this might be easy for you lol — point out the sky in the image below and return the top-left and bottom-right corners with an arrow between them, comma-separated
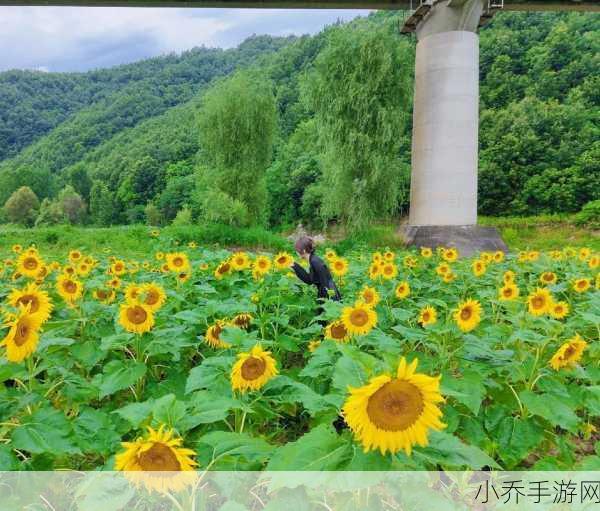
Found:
0,7 -> 370,73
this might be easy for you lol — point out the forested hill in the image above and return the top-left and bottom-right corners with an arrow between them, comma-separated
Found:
0,11 -> 598,229
0,34 -> 293,176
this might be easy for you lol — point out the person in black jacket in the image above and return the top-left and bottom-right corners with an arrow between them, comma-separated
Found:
291,237 -> 341,322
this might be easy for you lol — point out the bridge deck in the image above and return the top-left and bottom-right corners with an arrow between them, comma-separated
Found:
0,0 -> 598,11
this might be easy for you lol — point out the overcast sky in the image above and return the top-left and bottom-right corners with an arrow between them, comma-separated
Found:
0,7 -> 370,73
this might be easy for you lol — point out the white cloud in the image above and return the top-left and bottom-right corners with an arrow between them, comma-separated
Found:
0,7 -> 370,72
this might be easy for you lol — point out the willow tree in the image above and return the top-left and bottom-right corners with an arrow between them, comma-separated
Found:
301,24 -> 413,228
198,71 -> 277,225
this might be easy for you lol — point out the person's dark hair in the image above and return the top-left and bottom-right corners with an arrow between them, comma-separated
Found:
294,236 -> 315,255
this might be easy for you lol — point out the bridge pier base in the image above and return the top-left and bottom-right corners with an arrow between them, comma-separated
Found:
403,0 -> 507,256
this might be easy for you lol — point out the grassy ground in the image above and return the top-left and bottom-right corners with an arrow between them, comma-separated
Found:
0,216 -> 597,259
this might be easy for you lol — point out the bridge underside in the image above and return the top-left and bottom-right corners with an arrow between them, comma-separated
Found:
0,0 -> 598,10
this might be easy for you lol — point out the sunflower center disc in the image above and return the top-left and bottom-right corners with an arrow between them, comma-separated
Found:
503,289 -> 512,297
145,291 -> 158,305
138,442 -> 181,471
367,379 -> 424,432
350,310 -> 368,327
127,306 -> 148,325
14,322 -> 30,347
564,346 -> 575,359
532,297 -> 544,309
241,357 -> 266,381
24,258 -> 38,270
460,307 -> 472,320
422,312 -> 430,322
97,290 -> 108,300
331,323 -> 347,339
63,281 -> 77,293
18,295 -> 39,313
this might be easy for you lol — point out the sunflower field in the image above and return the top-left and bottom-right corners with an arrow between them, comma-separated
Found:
0,237 -> 599,477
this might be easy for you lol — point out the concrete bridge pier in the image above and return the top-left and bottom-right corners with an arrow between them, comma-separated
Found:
402,0 -> 509,256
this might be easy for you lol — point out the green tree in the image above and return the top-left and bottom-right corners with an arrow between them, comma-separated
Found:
144,202 -> 162,226
198,71 -> 277,225
35,198 -> 64,227
3,186 -> 40,226
58,185 -> 87,224
89,180 -> 114,226
300,25 -> 413,228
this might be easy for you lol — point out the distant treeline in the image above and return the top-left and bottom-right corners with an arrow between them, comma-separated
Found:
0,11 -> 597,229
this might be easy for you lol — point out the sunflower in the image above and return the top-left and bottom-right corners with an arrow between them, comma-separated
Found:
573,278 -> 591,293
442,248 -> 458,262
119,302 -> 155,334
115,425 -> 197,494
166,252 -> 190,272
493,251 -> 504,263
503,270 -> 516,284
231,251 -> 251,271
472,260 -> 486,277
198,262 -> 209,271
17,252 -> 44,279
140,283 -> 166,312
274,252 -> 293,270
56,275 -> 83,304
0,306 -> 43,363
230,345 -> 278,392
540,272 -> 557,285
11,244 -> 22,254
188,241 -> 197,249
176,272 -> 190,284
231,313 -> 253,330
124,283 -> 142,303
403,256 -> 418,269
8,283 -> 53,324
498,283 -> 519,301
341,301 -> 377,336
205,321 -> 230,349
395,281 -> 410,300
453,299 -> 482,332
359,286 -> 380,308
111,259 -> 127,276
442,272 -> 456,283
68,250 -> 82,263
549,300 -> 569,320
418,306 -> 437,327
155,251 -> 165,261
325,249 -> 337,262
331,257 -> 349,278
549,250 -> 563,261
380,262 -> 397,281
589,255 -> 599,269
420,247 -> 432,258
435,263 -> 450,276
324,320 -> 350,343
383,250 -> 395,262
253,255 -> 271,275
368,262 -> 381,280
564,247 -> 576,258
107,277 -> 122,289
527,251 -> 540,262
527,288 -> 552,316
214,261 -> 232,280
480,252 -> 492,264
549,334 -> 587,371
579,248 -> 591,262
342,357 -> 445,456
149,229 -> 160,238
93,288 -> 116,304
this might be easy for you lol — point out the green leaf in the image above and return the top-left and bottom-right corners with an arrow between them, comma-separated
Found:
96,360 -> 147,399
37,336 -> 75,351
0,445 -> 19,470
11,407 -> 80,455
266,424 -> 351,470
442,371 -> 485,415
74,473 -> 135,511
263,376 -> 337,415
152,394 -> 187,428
113,400 -> 154,428
414,431 -> 499,469
185,356 -> 234,394
519,390 -> 579,432
180,391 -> 241,431
73,408 -> 121,455
584,386 -> 600,416
494,417 -> 543,469
198,431 -> 274,464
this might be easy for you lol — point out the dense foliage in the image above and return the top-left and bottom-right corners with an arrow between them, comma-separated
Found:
0,11 -> 597,228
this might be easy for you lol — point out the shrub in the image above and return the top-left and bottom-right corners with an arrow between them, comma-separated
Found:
574,200 -> 600,228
